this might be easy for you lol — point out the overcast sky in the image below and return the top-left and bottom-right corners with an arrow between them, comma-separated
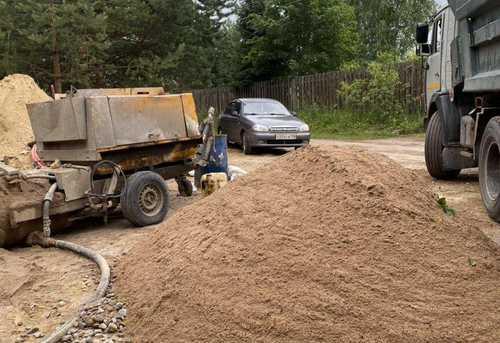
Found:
435,0 -> 448,7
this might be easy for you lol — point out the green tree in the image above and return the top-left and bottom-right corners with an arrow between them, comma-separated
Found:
0,0 -> 239,91
196,0 -> 239,87
104,0 -> 237,90
348,0 -> 436,60
0,0 -> 108,91
238,0 -> 360,84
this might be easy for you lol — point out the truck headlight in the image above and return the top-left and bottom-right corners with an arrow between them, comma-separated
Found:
252,124 -> 269,132
300,124 -> 310,132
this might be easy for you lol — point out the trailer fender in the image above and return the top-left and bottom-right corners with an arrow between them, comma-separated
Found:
428,92 -> 461,146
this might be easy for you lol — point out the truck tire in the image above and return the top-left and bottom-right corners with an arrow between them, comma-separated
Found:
479,117 -> 500,222
242,132 -> 253,155
425,113 -> 461,179
121,171 -> 169,227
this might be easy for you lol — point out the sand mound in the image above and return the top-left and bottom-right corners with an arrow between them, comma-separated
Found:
0,74 -> 51,162
116,146 -> 500,343
0,176 -> 49,247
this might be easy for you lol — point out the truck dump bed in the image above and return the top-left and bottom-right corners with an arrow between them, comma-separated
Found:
449,0 -> 500,92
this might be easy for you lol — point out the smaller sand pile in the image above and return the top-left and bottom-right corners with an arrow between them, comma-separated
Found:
0,176 -> 49,247
0,74 -> 51,164
117,146 -> 500,343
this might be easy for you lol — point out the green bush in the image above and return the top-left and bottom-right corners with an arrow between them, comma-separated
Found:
339,53 -> 405,121
294,53 -> 424,139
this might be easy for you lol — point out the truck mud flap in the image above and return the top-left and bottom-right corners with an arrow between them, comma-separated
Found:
435,93 -> 461,145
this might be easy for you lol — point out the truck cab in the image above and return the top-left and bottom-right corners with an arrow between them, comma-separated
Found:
417,6 -> 476,178
421,7 -> 455,114
417,1 -> 500,222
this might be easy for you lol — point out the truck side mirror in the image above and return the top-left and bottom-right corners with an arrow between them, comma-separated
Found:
416,23 -> 429,44
232,110 -> 239,117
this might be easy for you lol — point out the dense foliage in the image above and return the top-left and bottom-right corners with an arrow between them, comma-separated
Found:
238,0 -> 360,84
298,53 -> 424,139
0,0 -> 435,91
339,53 -> 404,119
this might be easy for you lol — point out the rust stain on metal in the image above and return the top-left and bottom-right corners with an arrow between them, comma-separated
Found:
95,142 -> 198,175
181,94 -> 202,137
96,137 -> 201,154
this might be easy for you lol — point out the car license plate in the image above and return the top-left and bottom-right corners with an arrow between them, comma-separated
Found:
275,133 -> 297,140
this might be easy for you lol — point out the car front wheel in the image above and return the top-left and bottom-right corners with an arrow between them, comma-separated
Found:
242,132 -> 253,155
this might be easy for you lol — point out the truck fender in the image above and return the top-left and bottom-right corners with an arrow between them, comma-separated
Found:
427,92 -> 461,146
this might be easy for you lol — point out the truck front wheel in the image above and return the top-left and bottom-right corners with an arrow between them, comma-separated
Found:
479,117 -> 500,222
425,113 -> 461,179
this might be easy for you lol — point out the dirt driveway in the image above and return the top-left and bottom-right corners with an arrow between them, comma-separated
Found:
1,137 -> 499,342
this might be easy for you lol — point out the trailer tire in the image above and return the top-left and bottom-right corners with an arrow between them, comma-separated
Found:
425,113 -> 461,179
121,171 -> 169,227
479,117 -> 500,222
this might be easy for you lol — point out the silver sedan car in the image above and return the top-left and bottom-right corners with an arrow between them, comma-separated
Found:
218,98 -> 311,154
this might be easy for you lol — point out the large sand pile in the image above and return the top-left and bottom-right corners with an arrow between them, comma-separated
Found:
0,74 -> 51,162
116,146 -> 500,342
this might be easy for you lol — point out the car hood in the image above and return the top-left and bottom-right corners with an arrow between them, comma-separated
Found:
245,115 -> 305,128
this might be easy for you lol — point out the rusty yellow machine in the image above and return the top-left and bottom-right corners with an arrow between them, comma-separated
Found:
0,87 -> 212,248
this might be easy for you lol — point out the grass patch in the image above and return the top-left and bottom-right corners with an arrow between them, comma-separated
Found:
299,108 -> 424,140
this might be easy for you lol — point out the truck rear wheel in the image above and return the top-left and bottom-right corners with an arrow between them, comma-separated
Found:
479,117 -> 500,222
425,113 -> 461,179
121,171 -> 169,227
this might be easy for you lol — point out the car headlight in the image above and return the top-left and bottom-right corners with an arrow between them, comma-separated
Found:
252,124 -> 269,132
299,124 -> 310,132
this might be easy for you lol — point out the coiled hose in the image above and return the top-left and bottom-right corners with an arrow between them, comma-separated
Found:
28,183 -> 111,343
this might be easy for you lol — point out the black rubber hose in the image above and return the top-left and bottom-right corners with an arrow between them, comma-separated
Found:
40,238 -> 111,343
32,183 -> 111,343
42,183 -> 58,238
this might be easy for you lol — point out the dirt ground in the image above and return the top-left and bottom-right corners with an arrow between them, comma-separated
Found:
1,136 -> 499,342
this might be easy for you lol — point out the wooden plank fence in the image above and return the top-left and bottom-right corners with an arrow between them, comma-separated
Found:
192,62 -> 425,116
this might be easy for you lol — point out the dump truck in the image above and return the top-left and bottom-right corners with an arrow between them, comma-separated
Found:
0,88 -> 211,247
416,0 -> 500,221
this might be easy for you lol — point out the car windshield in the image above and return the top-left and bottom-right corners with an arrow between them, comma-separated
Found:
243,102 -> 290,116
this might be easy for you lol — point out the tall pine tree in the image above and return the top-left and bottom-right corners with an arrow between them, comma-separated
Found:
237,0 -> 360,84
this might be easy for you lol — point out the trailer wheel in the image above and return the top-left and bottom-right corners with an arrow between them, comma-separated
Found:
121,171 -> 169,227
479,117 -> 500,222
425,113 -> 461,179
